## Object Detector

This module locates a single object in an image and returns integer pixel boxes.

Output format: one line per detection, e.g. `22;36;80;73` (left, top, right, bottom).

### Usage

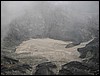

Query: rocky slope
1;37;98;75
59;37;99;75
1;56;32;75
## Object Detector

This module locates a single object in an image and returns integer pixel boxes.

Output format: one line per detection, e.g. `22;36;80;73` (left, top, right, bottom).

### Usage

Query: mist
1;1;99;44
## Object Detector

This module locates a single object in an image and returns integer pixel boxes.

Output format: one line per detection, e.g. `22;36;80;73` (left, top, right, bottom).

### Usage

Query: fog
1;1;99;44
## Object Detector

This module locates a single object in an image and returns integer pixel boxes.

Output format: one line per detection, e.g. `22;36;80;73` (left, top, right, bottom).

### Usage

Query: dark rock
34;62;57;75
62;61;89;70
77;37;99;75
59;69;73;75
1;56;32;75
65;42;80;48
3;56;19;64
59;61;93;75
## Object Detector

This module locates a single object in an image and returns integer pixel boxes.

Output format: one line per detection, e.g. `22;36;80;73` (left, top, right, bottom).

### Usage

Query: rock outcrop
78;37;99;75
59;37;99;75
1;56;32;75
58;61;92;75
65;42;80;48
34;62;57;75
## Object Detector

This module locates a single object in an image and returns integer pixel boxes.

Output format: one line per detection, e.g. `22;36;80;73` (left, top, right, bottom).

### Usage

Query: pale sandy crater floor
15;38;94;73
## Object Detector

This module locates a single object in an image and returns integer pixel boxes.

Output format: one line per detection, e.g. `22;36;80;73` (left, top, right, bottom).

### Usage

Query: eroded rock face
34;62;57;75
58;61;92;75
1;56;32;75
78;37;99;74
78;38;99;61
59;37;99;75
